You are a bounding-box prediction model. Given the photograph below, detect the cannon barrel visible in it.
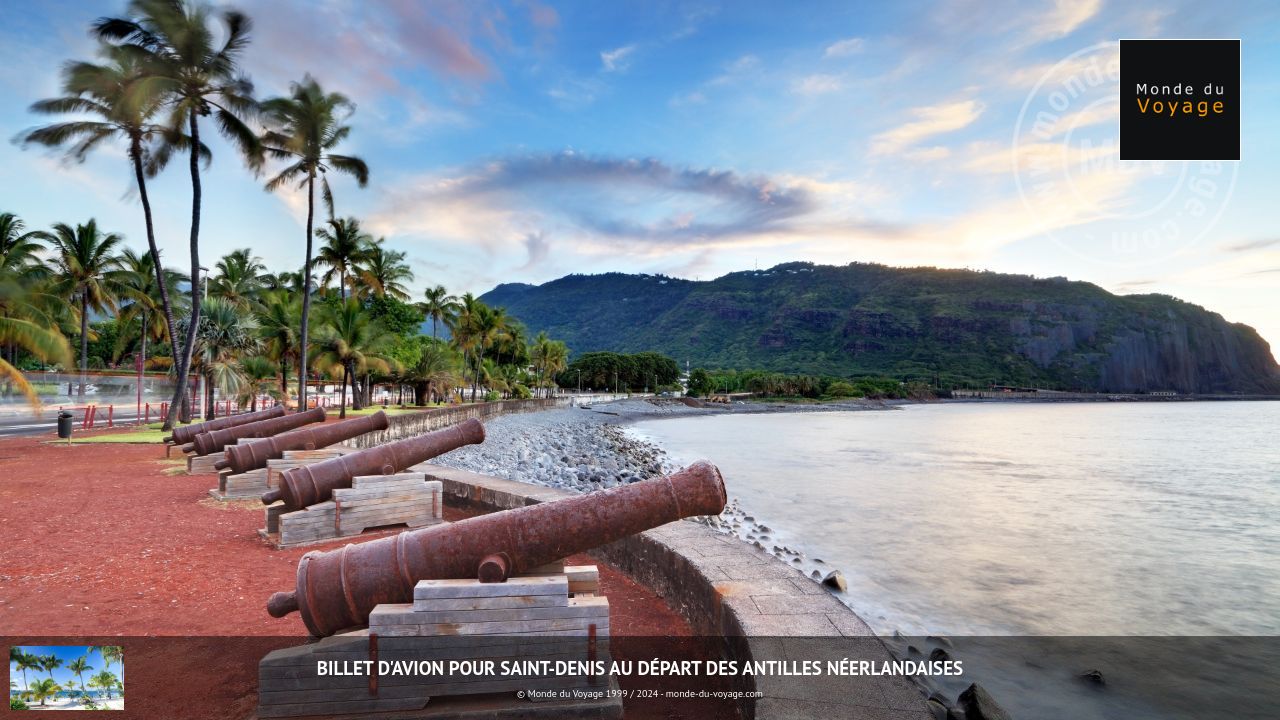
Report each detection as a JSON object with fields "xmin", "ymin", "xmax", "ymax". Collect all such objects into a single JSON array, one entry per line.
[
  {"xmin": 214, "ymin": 411, "xmax": 391, "ymax": 473},
  {"xmin": 184, "ymin": 406, "xmax": 327, "ymax": 456},
  {"xmin": 267, "ymin": 460, "xmax": 726, "ymax": 636},
  {"xmin": 164, "ymin": 405, "xmax": 285, "ymax": 444},
  {"xmin": 261, "ymin": 418, "xmax": 486, "ymax": 509}
]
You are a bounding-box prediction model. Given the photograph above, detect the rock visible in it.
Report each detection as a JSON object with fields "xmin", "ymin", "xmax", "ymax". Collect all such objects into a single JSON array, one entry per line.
[
  {"xmin": 926, "ymin": 699, "xmax": 950, "ymax": 720},
  {"xmin": 1078, "ymin": 669, "xmax": 1105, "ymax": 687},
  {"xmin": 930, "ymin": 647, "xmax": 952, "ymax": 663},
  {"xmin": 946, "ymin": 709, "xmax": 968, "ymax": 720},
  {"xmin": 811, "ymin": 570, "xmax": 822, "ymax": 580},
  {"xmin": 821, "ymin": 570, "xmax": 847, "ymax": 592},
  {"xmin": 957, "ymin": 683, "xmax": 1010, "ymax": 720},
  {"xmin": 927, "ymin": 635, "xmax": 953, "ymax": 648}
]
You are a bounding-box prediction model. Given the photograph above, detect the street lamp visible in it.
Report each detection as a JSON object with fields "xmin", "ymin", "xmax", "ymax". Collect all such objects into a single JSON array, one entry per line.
[
  {"xmin": 577, "ymin": 369, "xmax": 581, "ymax": 394},
  {"xmin": 199, "ymin": 265, "xmax": 210, "ymax": 299}
]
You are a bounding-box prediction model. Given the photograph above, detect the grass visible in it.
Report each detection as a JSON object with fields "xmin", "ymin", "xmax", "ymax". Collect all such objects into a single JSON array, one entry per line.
[
  {"xmin": 49, "ymin": 427, "xmax": 169, "ymax": 444},
  {"xmin": 343, "ymin": 405, "xmax": 440, "ymax": 416}
]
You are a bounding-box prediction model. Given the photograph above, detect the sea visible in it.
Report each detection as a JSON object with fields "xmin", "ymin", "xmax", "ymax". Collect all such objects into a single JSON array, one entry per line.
[{"xmin": 629, "ymin": 401, "xmax": 1280, "ymax": 718}]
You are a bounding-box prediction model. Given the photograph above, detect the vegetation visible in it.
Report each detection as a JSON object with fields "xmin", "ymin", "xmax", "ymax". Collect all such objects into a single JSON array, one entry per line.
[
  {"xmin": 556, "ymin": 351, "xmax": 679, "ymax": 392},
  {"xmin": 482, "ymin": 262, "xmax": 1280, "ymax": 394}
]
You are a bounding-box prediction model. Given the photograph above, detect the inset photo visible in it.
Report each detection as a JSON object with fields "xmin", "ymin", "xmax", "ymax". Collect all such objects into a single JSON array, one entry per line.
[{"xmin": 9, "ymin": 646, "xmax": 123, "ymax": 711}]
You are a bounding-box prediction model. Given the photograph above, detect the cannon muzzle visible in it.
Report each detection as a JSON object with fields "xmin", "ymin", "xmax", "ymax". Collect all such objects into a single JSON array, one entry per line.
[
  {"xmin": 164, "ymin": 405, "xmax": 286, "ymax": 444},
  {"xmin": 261, "ymin": 418, "xmax": 485, "ymax": 509},
  {"xmin": 217, "ymin": 411, "xmax": 390, "ymax": 474},
  {"xmin": 268, "ymin": 460, "xmax": 726, "ymax": 636},
  {"xmin": 186, "ymin": 406, "xmax": 326, "ymax": 456}
]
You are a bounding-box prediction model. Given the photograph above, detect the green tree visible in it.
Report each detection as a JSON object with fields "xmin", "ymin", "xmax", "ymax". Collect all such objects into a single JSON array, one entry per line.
[
  {"xmin": 313, "ymin": 217, "xmax": 370, "ymax": 301},
  {"xmin": 113, "ymin": 247, "xmax": 184, "ymax": 370},
  {"xmin": 687, "ymin": 368, "xmax": 713, "ymax": 397},
  {"xmin": 419, "ymin": 285, "xmax": 457, "ymax": 341},
  {"xmin": 96, "ymin": 0, "xmax": 262, "ymax": 429},
  {"xmin": 407, "ymin": 338, "xmax": 461, "ymax": 406},
  {"xmin": 89, "ymin": 671, "xmax": 119, "ymax": 700},
  {"xmin": 237, "ymin": 355, "xmax": 282, "ymax": 411},
  {"xmin": 210, "ymin": 248, "xmax": 266, "ymax": 308},
  {"xmin": 259, "ymin": 76, "xmax": 369, "ymax": 411},
  {"xmin": 311, "ymin": 299, "xmax": 391, "ymax": 418},
  {"xmin": 356, "ymin": 238, "xmax": 413, "ymax": 301},
  {"xmin": 182, "ymin": 297, "xmax": 260, "ymax": 418},
  {"xmin": 26, "ymin": 678, "xmax": 61, "ymax": 707},
  {"xmin": 20, "ymin": 43, "xmax": 197, "ymax": 401},
  {"xmin": 12, "ymin": 649, "xmax": 42, "ymax": 695},
  {"xmin": 39, "ymin": 653, "xmax": 63, "ymax": 682},
  {"xmin": 46, "ymin": 219, "xmax": 127, "ymax": 398},
  {"xmin": 67, "ymin": 656, "xmax": 93, "ymax": 696},
  {"xmin": 256, "ymin": 290, "xmax": 299, "ymax": 399},
  {"xmin": 98, "ymin": 646, "xmax": 123, "ymax": 676}
]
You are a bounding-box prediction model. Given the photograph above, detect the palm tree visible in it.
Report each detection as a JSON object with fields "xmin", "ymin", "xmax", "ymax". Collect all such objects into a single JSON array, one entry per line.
[
  {"xmin": 95, "ymin": 0, "xmax": 262, "ymax": 430},
  {"xmin": 419, "ymin": 285, "xmax": 456, "ymax": 341},
  {"xmin": 67, "ymin": 657, "xmax": 93, "ymax": 697},
  {"xmin": 26, "ymin": 678, "xmax": 61, "ymax": 707},
  {"xmin": 530, "ymin": 332, "xmax": 569, "ymax": 397},
  {"xmin": 12, "ymin": 649, "xmax": 41, "ymax": 694},
  {"xmin": 1, "ymin": 215, "xmax": 69, "ymax": 407},
  {"xmin": 311, "ymin": 299, "xmax": 390, "ymax": 419},
  {"xmin": 182, "ymin": 297, "xmax": 260, "ymax": 418},
  {"xmin": 98, "ymin": 647, "xmax": 123, "ymax": 676},
  {"xmin": 40, "ymin": 654, "xmax": 63, "ymax": 682},
  {"xmin": 313, "ymin": 217, "xmax": 371, "ymax": 301},
  {"xmin": 209, "ymin": 248, "xmax": 265, "ymax": 308},
  {"xmin": 237, "ymin": 355, "xmax": 282, "ymax": 411},
  {"xmin": 448, "ymin": 293, "xmax": 484, "ymax": 401},
  {"xmin": 90, "ymin": 671, "xmax": 119, "ymax": 701},
  {"xmin": 409, "ymin": 340, "xmax": 461, "ymax": 406},
  {"xmin": 46, "ymin": 220, "xmax": 127, "ymax": 398},
  {"xmin": 0, "ymin": 213, "xmax": 49, "ymax": 278},
  {"xmin": 256, "ymin": 290, "xmax": 298, "ymax": 400},
  {"xmin": 259, "ymin": 76, "xmax": 369, "ymax": 412},
  {"xmin": 355, "ymin": 238, "xmax": 413, "ymax": 300},
  {"xmin": 113, "ymin": 248, "xmax": 184, "ymax": 371},
  {"xmin": 21, "ymin": 43, "xmax": 203, "ymax": 414}
]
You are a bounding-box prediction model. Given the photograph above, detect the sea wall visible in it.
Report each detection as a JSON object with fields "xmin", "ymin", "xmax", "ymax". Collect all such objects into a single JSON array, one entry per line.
[
  {"xmin": 414, "ymin": 462, "xmax": 931, "ymax": 720},
  {"xmin": 349, "ymin": 395, "xmax": 630, "ymax": 448}
]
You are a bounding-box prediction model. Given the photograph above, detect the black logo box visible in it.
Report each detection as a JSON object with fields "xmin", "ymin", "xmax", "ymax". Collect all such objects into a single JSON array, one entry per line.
[{"xmin": 1120, "ymin": 39, "xmax": 1240, "ymax": 161}]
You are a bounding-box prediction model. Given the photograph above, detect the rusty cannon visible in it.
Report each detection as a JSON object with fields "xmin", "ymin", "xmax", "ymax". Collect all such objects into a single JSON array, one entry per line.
[
  {"xmin": 261, "ymin": 418, "xmax": 486, "ymax": 510},
  {"xmin": 184, "ymin": 406, "xmax": 327, "ymax": 456},
  {"xmin": 164, "ymin": 405, "xmax": 285, "ymax": 445},
  {"xmin": 267, "ymin": 460, "xmax": 726, "ymax": 636},
  {"xmin": 214, "ymin": 410, "xmax": 391, "ymax": 473}
]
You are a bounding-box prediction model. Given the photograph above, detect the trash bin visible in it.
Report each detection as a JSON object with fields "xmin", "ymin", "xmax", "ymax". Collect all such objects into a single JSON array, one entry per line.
[{"xmin": 57, "ymin": 411, "xmax": 74, "ymax": 439}]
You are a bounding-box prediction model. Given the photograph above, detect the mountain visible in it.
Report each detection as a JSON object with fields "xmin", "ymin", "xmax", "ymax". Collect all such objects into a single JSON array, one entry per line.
[{"xmin": 480, "ymin": 262, "xmax": 1280, "ymax": 394}]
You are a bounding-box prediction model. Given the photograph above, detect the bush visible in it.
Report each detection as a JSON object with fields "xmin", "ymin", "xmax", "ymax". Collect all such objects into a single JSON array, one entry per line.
[
  {"xmin": 826, "ymin": 381, "xmax": 860, "ymax": 398},
  {"xmin": 11, "ymin": 697, "xmax": 29, "ymax": 710},
  {"xmin": 484, "ymin": 391, "xmax": 501, "ymax": 402},
  {"xmin": 511, "ymin": 384, "xmax": 532, "ymax": 399}
]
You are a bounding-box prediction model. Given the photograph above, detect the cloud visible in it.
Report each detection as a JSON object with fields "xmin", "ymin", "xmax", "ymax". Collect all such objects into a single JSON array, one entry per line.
[
  {"xmin": 824, "ymin": 37, "xmax": 864, "ymax": 58},
  {"xmin": 1031, "ymin": 0, "xmax": 1103, "ymax": 41},
  {"xmin": 870, "ymin": 99, "xmax": 985, "ymax": 155},
  {"xmin": 600, "ymin": 45, "xmax": 636, "ymax": 72},
  {"xmin": 791, "ymin": 74, "xmax": 842, "ymax": 96},
  {"xmin": 519, "ymin": 231, "xmax": 551, "ymax": 270},
  {"xmin": 1221, "ymin": 238, "xmax": 1280, "ymax": 253}
]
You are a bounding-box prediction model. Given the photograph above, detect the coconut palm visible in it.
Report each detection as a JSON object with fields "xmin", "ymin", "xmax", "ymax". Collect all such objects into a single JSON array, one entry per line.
[
  {"xmin": 419, "ymin": 285, "xmax": 456, "ymax": 341},
  {"xmin": 409, "ymin": 340, "xmax": 461, "ymax": 406},
  {"xmin": 1, "ymin": 216, "xmax": 70, "ymax": 407},
  {"xmin": 311, "ymin": 299, "xmax": 391, "ymax": 419},
  {"xmin": 39, "ymin": 654, "xmax": 63, "ymax": 682},
  {"xmin": 113, "ymin": 248, "xmax": 184, "ymax": 369},
  {"xmin": 12, "ymin": 649, "xmax": 41, "ymax": 694},
  {"xmin": 530, "ymin": 332, "xmax": 569, "ymax": 398},
  {"xmin": 21, "ymin": 43, "xmax": 203, "ymax": 410},
  {"xmin": 89, "ymin": 671, "xmax": 119, "ymax": 700},
  {"xmin": 209, "ymin": 248, "xmax": 266, "ymax": 308},
  {"xmin": 313, "ymin": 217, "xmax": 371, "ymax": 301},
  {"xmin": 46, "ymin": 219, "xmax": 127, "ymax": 398},
  {"xmin": 26, "ymin": 678, "xmax": 61, "ymax": 707},
  {"xmin": 67, "ymin": 657, "xmax": 93, "ymax": 696},
  {"xmin": 256, "ymin": 290, "xmax": 299, "ymax": 399},
  {"xmin": 98, "ymin": 646, "xmax": 123, "ymax": 676},
  {"xmin": 95, "ymin": 0, "xmax": 262, "ymax": 429},
  {"xmin": 355, "ymin": 238, "xmax": 413, "ymax": 301},
  {"xmin": 237, "ymin": 355, "xmax": 282, "ymax": 411},
  {"xmin": 258, "ymin": 76, "xmax": 369, "ymax": 411},
  {"xmin": 0, "ymin": 213, "xmax": 50, "ymax": 278},
  {"xmin": 181, "ymin": 297, "xmax": 260, "ymax": 419}
]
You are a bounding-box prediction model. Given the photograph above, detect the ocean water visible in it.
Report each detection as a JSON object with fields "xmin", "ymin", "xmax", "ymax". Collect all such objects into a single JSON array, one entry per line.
[{"xmin": 630, "ymin": 402, "xmax": 1280, "ymax": 717}]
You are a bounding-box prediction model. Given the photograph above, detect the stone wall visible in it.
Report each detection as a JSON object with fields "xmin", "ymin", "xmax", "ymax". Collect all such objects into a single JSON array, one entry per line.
[{"xmin": 415, "ymin": 463, "xmax": 931, "ymax": 720}]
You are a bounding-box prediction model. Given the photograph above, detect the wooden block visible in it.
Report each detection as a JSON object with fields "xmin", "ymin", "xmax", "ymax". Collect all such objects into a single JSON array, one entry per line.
[
  {"xmin": 412, "ymin": 594, "xmax": 568, "ymax": 612},
  {"xmin": 413, "ymin": 576, "xmax": 568, "ymax": 601},
  {"xmin": 372, "ymin": 617, "xmax": 609, "ymax": 637},
  {"xmin": 526, "ymin": 566, "xmax": 600, "ymax": 595},
  {"xmin": 371, "ymin": 596, "xmax": 607, "ymax": 626}
]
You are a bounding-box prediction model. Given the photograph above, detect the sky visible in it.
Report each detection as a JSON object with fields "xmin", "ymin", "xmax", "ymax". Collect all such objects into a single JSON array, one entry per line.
[
  {"xmin": 1, "ymin": 0, "xmax": 1278, "ymax": 352},
  {"xmin": 9, "ymin": 645, "xmax": 123, "ymax": 693}
]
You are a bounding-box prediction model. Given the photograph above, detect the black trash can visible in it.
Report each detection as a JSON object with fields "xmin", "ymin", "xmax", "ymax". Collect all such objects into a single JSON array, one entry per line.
[{"xmin": 57, "ymin": 411, "xmax": 74, "ymax": 440}]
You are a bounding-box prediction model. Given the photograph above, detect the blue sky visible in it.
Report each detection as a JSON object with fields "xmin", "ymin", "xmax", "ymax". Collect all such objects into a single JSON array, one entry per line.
[
  {"xmin": 2, "ymin": 0, "xmax": 1279, "ymax": 352},
  {"xmin": 9, "ymin": 645, "xmax": 123, "ymax": 692}
]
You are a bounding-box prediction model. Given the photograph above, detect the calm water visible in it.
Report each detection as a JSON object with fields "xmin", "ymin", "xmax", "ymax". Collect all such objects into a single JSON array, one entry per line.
[{"xmin": 632, "ymin": 402, "xmax": 1280, "ymax": 637}]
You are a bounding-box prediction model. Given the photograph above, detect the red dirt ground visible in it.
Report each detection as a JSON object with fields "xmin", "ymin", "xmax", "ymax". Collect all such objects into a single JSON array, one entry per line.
[{"xmin": 0, "ymin": 427, "xmax": 733, "ymax": 719}]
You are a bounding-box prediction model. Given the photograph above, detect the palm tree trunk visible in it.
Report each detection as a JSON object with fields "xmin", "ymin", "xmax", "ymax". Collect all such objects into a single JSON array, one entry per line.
[
  {"xmin": 131, "ymin": 137, "xmax": 178, "ymax": 429},
  {"xmin": 78, "ymin": 293, "xmax": 89, "ymax": 399},
  {"xmin": 279, "ymin": 356, "xmax": 289, "ymax": 399},
  {"xmin": 166, "ymin": 113, "xmax": 204, "ymax": 428},
  {"xmin": 338, "ymin": 363, "xmax": 348, "ymax": 420},
  {"xmin": 349, "ymin": 362, "xmax": 361, "ymax": 411},
  {"xmin": 298, "ymin": 173, "xmax": 315, "ymax": 411},
  {"xmin": 205, "ymin": 372, "xmax": 215, "ymax": 420},
  {"xmin": 339, "ymin": 270, "xmax": 346, "ymax": 302}
]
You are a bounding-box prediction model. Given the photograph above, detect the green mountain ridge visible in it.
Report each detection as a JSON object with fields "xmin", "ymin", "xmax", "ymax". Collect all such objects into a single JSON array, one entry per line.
[{"xmin": 480, "ymin": 261, "xmax": 1280, "ymax": 394}]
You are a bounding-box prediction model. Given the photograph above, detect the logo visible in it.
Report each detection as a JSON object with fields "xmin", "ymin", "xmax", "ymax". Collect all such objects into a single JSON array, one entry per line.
[{"xmin": 1120, "ymin": 39, "xmax": 1240, "ymax": 161}]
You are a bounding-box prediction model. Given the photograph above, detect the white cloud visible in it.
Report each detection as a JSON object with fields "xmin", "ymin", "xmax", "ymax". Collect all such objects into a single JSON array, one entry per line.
[
  {"xmin": 870, "ymin": 99, "xmax": 985, "ymax": 155},
  {"xmin": 791, "ymin": 74, "xmax": 842, "ymax": 96},
  {"xmin": 824, "ymin": 37, "xmax": 864, "ymax": 58},
  {"xmin": 600, "ymin": 45, "xmax": 636, "ymax": 72}
]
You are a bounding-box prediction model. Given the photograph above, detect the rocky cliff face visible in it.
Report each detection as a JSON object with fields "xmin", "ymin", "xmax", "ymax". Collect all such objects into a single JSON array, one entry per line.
[{"xmin": 481, "ymin": 263, "xmax": 1280, "ymax": 394}]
